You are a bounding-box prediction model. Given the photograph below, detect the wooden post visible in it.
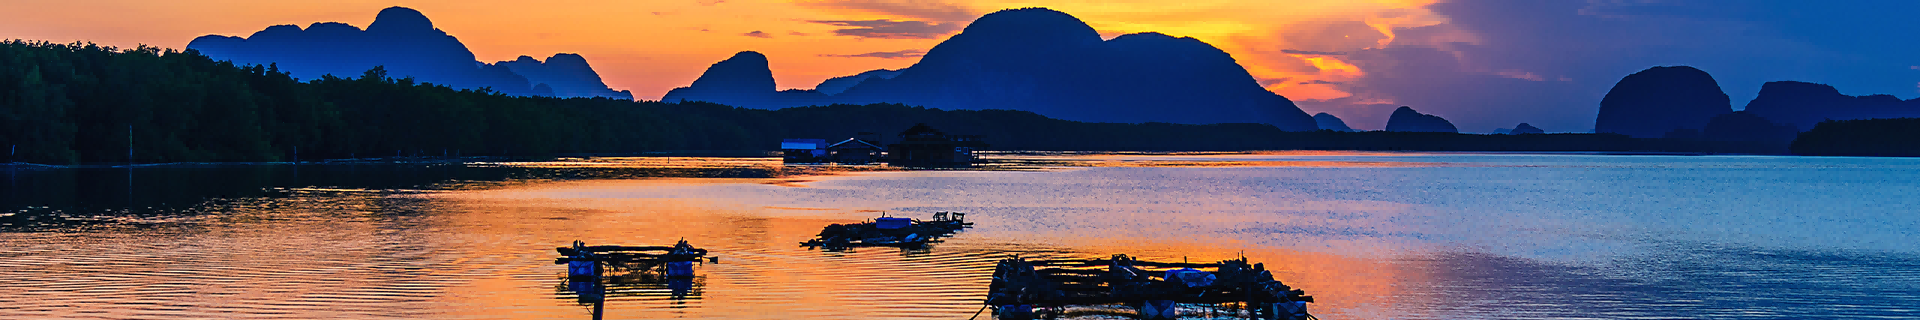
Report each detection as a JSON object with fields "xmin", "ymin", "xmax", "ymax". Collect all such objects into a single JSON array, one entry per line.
[{"xmin": 127, "ymin": 124, "xmax": 133, "ymax": 165}]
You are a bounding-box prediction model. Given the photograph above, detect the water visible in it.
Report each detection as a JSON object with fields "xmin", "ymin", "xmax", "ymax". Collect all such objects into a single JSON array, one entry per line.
[{"xmin": 2, "ymin": 153, "xmax": 1917, "ymax": 319}]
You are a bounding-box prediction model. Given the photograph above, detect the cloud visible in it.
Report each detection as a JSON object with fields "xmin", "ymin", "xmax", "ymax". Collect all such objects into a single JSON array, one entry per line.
[
  {"xmin": 743, "ymin": 30, "xmax": 772, "ymax": 38},
  {"xmin": 697, "ymin": 0, "xmax": 725, "ymax": 6},
  {"xmin": 1300, "ymin": 0, "xmax": 1920, "ymax": 132},
  {"xmin": 818, "ymin": 49, "xmax": 927, "ymax": 59},
  {"xmin": 791, "ymin": 0, "xmax": 978, "ymax": 22},
  {"xmin": 1497, "ymin": 70, "xmax": 1546, "ymax": 81},
  {"xmin": 1281, "ymin": 50, "xmax": 1348, "ymax": 55},
  {"xmin": 789, "ymin": 31, "xmax": 810, "ymax": 36},
  {"xmin": 807, "ymin": 19, "xmax": 960, "ymax": 39}
]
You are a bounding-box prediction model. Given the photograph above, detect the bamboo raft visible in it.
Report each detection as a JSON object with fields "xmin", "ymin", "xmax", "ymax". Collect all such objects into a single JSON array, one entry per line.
[
  {"xmin": 801, "ymin": 212, "xmax": 973, "ymax": 248},
  {"xmin": 555, "ymin": 239, "xmax": 713, "ymax": 281},
  {"xmin": 986, "ymin": 255, "xmax": 1315, "ymax": 320}
]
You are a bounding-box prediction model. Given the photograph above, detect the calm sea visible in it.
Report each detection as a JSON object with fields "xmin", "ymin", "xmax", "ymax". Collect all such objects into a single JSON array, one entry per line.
[{"xmin": 2, "ymin": 153, "xmax": 1916, "ymax": 319}]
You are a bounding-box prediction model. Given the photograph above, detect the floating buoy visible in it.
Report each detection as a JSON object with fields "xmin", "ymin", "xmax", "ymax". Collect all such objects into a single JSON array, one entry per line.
[
  {"xmin": 667, "ymin": 261, "xmax": 696, "ymax": 277},
  {"xmin": 1271, "ymin": 301, "xmax": 1309, "ymax": 320},
  {"xmin": 997, "ymin": 305, "xmax": 1034, "ymax": 320},
  {"xmin": 567, "ymin": 260, "xmax": 598, "ymax": 280}
]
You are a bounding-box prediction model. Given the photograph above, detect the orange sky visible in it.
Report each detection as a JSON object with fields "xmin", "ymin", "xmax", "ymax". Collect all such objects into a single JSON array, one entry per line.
[{"xmin": 1, "ymin": 0, "xmax": 1451, "ymax": 101}]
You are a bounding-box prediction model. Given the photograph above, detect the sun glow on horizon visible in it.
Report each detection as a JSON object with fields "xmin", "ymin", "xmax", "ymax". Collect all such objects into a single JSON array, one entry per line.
[{"xmin": 1, "ymin": 0, "xmax": 1462, "ymax": 104}]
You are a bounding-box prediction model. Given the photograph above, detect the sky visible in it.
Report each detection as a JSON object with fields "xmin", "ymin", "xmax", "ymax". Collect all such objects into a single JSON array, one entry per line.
[{"xmin": 5, "ymin": 0, "xmax": 1920, "ymax": 132}]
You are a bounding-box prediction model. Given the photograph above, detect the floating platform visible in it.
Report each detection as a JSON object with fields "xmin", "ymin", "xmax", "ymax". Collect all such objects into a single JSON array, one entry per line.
[
  {"xmin": 801, "ymin": 212, "xmax": 973, "ymax": 248},
  {"xmin": 987, "ymin": 255, "xmax": 1315, "ymax": 320},
  {"xmin": 555, "ymin": 239, "xmax": 712, "ymax": 281}
]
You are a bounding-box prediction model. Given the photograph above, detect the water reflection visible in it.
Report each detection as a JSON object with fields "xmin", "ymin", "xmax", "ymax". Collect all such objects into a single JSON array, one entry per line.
[
  {"xmin": 2, "ymin": 154, "xmax": 1918, "ymax": 319},
  {"xmin": 559, "ymin": 273, "xmax": 706, "ymax": 319}
]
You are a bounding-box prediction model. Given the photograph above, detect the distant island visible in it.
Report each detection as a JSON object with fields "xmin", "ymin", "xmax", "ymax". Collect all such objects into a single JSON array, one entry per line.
[
  {"xmin": 187, "ymin": 7, "xmax": 632, "ymax": 100},
  {"xmin": 6, "ymin": 7, "xmax": 1920, "ymax": 164},
  {"xmin": 662, "ymin": 8, "xmax": 1319, "ymax": 130}
]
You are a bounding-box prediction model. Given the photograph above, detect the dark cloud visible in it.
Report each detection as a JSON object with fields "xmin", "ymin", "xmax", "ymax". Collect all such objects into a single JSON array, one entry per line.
[
  {"xmin": 1281, "ymin": 50, "xmax": 1347, "ymax": 55},
  {"xmin": 697, "ymin": 0, "xmax": 725, "ymax": 6},
  {"xmin": 818, "ymin": 49, "xmax": 927, "ymax": 59},
  {"xmin": 807, "ymin": 20, "xmax": 960, "ymax": 39},
  {"xmin": 743, "ymin": 30, "xmax": 772, "ymax": 38},
  {"xmin": 789, "ymin": 31, "xmax": 810, "ymax": 36}
]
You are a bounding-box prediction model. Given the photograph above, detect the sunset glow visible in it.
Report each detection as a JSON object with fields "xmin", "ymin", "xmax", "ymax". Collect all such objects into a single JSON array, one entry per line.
[{"xmin": 2, "ymin": 0, "xmax": 1444, "ymax": 103}]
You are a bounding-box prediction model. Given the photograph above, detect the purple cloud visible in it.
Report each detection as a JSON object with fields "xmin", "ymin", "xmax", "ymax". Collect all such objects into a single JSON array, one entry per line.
[
  {"xmin": 807, "ymin": 19, "xmax": 961, "ymax": 39},
  {"xmin": 818, "ymin": 49, "xmax": 927, "ymax": 59}
]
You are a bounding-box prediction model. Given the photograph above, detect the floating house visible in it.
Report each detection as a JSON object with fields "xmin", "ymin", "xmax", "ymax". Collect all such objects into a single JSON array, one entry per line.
[
  {"xmin": 886, "ymin": 123, "xmax": 987, "ymax": 167},
  {"xmin": 781, "ymin": 139, "xmax": 828, "ymax": 163},
  {"xmin": 826, "ymin": 138, "xmax": 883, "ymax": 164}
]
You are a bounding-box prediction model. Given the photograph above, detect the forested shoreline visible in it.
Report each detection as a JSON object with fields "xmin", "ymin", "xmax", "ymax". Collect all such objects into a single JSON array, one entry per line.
[
  {"xmin": 1789, "ymin": 118, "xmax": 1920, "ymax": 157},
  {"xmin": 1, "ymin": 41, "xmax": 1899, "ymax": 165}
]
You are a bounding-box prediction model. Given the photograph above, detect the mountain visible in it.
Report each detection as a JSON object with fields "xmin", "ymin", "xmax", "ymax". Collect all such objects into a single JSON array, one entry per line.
[
  {"xmin": 497, "ymin": 54, "xmax": 634, "ymax": 99},
  {"xmin": 187, "ymin": 7, "xmax": 627, "ymax": 99},
  {"xmin": 1703, "ymin": 111, "xmax": 1797, "ymax": 145},
  {"xmin": 1594, "ymin": 66, "xmax": 1732, "ymax": 138},
  {"xmin": 662, "ymin": 51, "xmax": 828, "ymax": 108},
  {"xmin": 1385, "ymin": 106, "xmax": 1458, "ymax": 133},
  {"xmin": 814, "ymin": 69, "xmax": 901, "ymax": 95},
  {"xmin": 1313, "ymin": 113, "xmax": 1354, "ymax": 131},
  {"xmin": 663, "ymin": 8, "xmax": 1317, "ymax": 130},
  {"xmin": 1510, "ymin": 123, "xmax": 1544, "ymax": 134},
  {"xmin": 1742, "ymin": 81, "xmax": 1920, "ymax": 131}
]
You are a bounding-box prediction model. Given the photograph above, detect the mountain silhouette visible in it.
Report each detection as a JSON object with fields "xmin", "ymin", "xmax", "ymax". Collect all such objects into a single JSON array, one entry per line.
[
  {"xmin": 1703, "ymin": 111, "xmax": 1798, "ymax": 144},
  {"xmin": 662, "ymin": 51, "xmax": 828, "ymax": 108},
  {"xmin": 1510, "ymin": 123, "xmax": 1544, "ymax": 134},
  {"xmin": 497, "ymin": 54, "xmax": 634, "ymax": 99},
  {"xmin": 664, "ymin": 8, "xmax": 1317, "ymax": 130},
  {"xmin": 1385, "ymin": 106, "xmax": 1458, "ymax": 133},
  {"xmin": 187, "ymin": 7, "xmax": 628, "ymax": 99},
  {"xmin": 1313, "ymin": 113, "xmax": 1354, "ymax": 131},
  {"xmin": 1595, "ymin": 66, "xmax": 1732, "ymax": 138},
  {"xmin": 813, "ymin": 69, "xmax": 901, "ymax": 95},
  {"xmin": 1742, "ymin": 81, "xmax": 1920, "ymax": 131}
]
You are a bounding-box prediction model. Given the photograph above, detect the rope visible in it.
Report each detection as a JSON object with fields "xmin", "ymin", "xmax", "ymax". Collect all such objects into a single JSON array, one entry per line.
[{"xmin": 966, "ymin": 305, "xmax": 990, "ymax": 320}]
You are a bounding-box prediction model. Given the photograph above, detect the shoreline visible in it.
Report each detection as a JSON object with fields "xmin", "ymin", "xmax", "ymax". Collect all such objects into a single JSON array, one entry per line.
[{"xmin": 4, "ymin": 150, "xmax": 1896, "ymax": 170}]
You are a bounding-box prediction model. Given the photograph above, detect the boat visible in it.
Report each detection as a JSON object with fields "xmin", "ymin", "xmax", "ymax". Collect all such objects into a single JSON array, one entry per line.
[{"xmin": 801, "ymin": 212, "xmax": 973, "ymax": 248}]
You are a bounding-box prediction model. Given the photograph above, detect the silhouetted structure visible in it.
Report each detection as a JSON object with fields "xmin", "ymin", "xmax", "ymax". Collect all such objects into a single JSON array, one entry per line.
[
  {"xmin": 886, "ymin": 124, "xmax": 986, "ymax": 167},
  {"xmin": 780, "ymin": 139, "xmax": 827, "ymax": 163},
  {"xmin": 826, "ymin": 138, "xmax": 883, "ymax": 164}
]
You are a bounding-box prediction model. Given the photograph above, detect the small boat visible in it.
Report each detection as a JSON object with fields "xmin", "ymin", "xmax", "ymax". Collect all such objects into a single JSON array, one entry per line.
[{"xmin": 801, "ymin": 212, "xmax": 973, "ymax": 248}]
